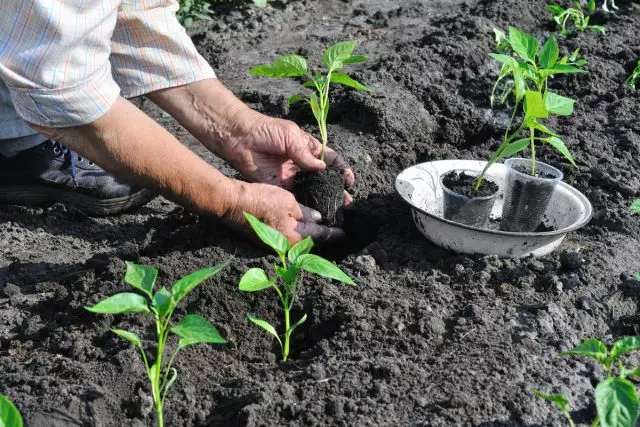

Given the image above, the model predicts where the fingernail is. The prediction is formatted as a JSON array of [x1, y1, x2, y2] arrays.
[[311, 209, 322, 221]]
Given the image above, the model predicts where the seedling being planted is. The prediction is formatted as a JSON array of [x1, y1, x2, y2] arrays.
[[548, 1, 606, 36], [626, 60, 640, 88], [249, 41, 371, 226], [238, 213, 355, 362], [0, 394, 23, 427], [535, 337, 640, 427], [86, 262, 228, 427]]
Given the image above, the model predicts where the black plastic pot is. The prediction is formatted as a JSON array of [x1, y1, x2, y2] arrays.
[[500, 158, 563, 232], [440, 170, 499, 228]]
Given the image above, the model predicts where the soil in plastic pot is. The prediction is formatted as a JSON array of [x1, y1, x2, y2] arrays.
[[441, 170, 498, 228], [294, 169, 345, 227], [500, 163, 560, 232]]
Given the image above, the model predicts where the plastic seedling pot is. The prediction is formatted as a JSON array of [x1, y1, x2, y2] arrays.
[[440, 170, 499, 228], [500, 158, 563, 233]]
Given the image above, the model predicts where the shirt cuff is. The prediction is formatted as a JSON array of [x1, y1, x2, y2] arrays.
[[7, 64, 121, 128]]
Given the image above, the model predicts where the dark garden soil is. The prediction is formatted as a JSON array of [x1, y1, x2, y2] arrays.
[[442, 171, 498, 197], [295, 169, 345, 226], [2, 0, 640, 426], [511, 164, 559, 180]]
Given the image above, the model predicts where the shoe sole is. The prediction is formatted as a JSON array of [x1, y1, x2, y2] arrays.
[[0, 186, 156, 216]]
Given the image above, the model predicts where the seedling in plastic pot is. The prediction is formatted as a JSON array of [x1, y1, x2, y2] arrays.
[[626, 60, 640, 88], [249, 41, 371, 226], [547, 1, 606, 36], [0, 394, 23, 427], [536, 337, 640, 427], [490, 28, 587, 108], [239, 212, 355, 362], [85, 262, 228, 427]]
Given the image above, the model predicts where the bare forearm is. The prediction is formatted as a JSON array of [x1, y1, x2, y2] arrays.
[[29, 97, 240, 217]]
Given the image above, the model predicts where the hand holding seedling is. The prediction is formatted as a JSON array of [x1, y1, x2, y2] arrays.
[[85, 262, 228, 427], [239, 213, 355, 362], [535, 337, 640, 427]]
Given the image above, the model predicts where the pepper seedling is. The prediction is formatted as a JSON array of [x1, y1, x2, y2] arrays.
[[490, 28, 587, 108], [239, 213, 355, 362], [0, 394, 23, 427], [85, 262, 228, 427], [249, 40, 371, 160], [535, 337, 640, 427], [548, 1, 606, 36], [626, 60, 640, 88]]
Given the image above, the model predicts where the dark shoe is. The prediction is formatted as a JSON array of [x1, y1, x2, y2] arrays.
[[0, 140, 155, 215]]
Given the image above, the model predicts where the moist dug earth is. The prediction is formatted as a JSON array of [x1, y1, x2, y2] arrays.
[[2, 0, 640, 426], [442, 171, 498, 197]]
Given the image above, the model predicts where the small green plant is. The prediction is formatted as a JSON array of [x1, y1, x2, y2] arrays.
[[177, 0, 214, 28], [548, 1, 606, 36], [490, 28, 586, 108], [630, 199, 640, 215], [85, 262, 228, 427], [0, 394, 23, 427], [250, 41, 371, 161], [536, 337, 640, 427], [238, 213, 355, 362], [626, 61, 640, 88]]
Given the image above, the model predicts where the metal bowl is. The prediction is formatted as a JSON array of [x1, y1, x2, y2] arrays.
[[394, 160, 593, 257]]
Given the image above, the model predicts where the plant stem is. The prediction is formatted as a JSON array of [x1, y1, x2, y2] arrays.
[[530, 126, 536, 176], [565, 412, 576, 427], [283, 308, 291, 362], [154, 318, 165, 427]]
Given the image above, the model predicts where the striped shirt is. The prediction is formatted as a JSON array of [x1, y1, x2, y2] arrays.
[[0, 0, 216, 128]]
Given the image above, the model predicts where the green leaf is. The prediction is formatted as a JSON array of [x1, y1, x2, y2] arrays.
[[329, 72, 372, 92], [172, 264, 225, 304], [149, 362, 159, 383], [489, 53, 517, 67], [309, 92, 323, 126], [552, 64, 586, 74], [630, 200, 640, 216], [285, 313, 307, 342], [303, 80, 319, 89], [342, 55, 368, 64], [610, 337, 640, 362], [85, 293, 150, 314], [590, 25, 606, 34], [596, 377, 639, 427], [288, 236, 314, 265], [238, 268, 273, 292], [111, 329, 143, 348], [543, 91, 574, 116], [124, 262, 157, 298], [508, 27, 538, 63], [296, 254, 355, 285], [152, 287, 173, 318], [0, 394, 23, 427], [533, 390, 571, 412], [524, 90, 549, 119], [249, 54, 308, 78], [541, 136, 576, 165], [498, 138, 530, 160], [587, 0, 597, 13], [288, 94, 305, 105], [560, 338, 608, 364], [323, 40, 356, 70], [539, 36, 559, 69], [531, 121, 558, 136], [171, 314, 227, 349], [275, 265, 299, 284], [243, 213, 290, 257], [252, 0, 267, 7], [247, 313, 282, 347], [493, 28, 509, 47], [547, 3, 565, 15]]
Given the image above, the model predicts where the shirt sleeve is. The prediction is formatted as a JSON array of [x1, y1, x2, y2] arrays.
[[110, 0, 216, 98], [0, 0, 121, 128]]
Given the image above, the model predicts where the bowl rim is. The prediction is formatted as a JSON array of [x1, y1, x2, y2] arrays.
[[394, 160, 594, 238]]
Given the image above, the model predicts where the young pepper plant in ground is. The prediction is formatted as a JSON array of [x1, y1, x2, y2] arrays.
[[249, 40, 371, 161], [0, 394, 23, 427], [626, 60, 640, 88], [239, 213, 355, 362], [535, 337, 640, 427], [85, 262, 227, 427], [548, 1, 606, 36]]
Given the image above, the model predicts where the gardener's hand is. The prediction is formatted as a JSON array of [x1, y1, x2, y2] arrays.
[[225, 181, 346, 243], [223, 113, 355, 203]]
